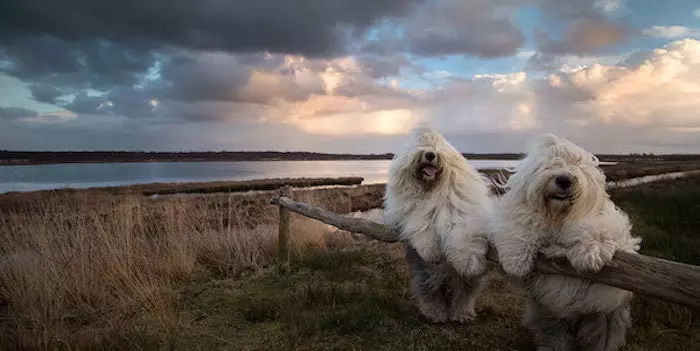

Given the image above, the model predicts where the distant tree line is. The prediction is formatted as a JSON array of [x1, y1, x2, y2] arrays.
[[0, 150, 698, 165]]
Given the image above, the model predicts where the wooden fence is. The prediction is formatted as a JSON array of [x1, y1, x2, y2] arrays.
[[270, 185, 700, 309]]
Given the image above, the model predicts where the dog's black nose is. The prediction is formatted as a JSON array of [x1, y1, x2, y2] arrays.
[[424, 152, 436, 161], [555, 175, 572, 189]]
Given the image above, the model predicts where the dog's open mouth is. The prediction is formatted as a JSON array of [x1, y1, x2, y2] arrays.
[[421, 165, 438, 181], [548, 193, 572, 201]]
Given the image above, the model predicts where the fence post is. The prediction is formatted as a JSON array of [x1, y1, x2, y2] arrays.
[[278, 186, 293, 273]]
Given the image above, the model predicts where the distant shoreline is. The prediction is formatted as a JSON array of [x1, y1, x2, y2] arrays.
[[0, 158, 400, 166], [2, 150, 697, 166], [0, 151, 517, 166]]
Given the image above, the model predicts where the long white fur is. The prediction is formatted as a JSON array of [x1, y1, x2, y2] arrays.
[[490, 133, 642, 350], [385, 124, 494, 275], [384, 124, 494, 322]]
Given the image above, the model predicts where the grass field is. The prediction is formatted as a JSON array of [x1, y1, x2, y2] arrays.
[[1, 169, 699, 350], [166, 175, 700, 351]]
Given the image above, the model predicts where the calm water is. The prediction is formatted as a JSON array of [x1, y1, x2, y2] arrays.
[[0, 160, 520, 194]]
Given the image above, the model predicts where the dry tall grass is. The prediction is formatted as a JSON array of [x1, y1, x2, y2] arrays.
[[0, 190, 356, 349]]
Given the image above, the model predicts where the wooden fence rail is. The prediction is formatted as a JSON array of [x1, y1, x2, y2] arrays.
[[271, 194, 700, 309]]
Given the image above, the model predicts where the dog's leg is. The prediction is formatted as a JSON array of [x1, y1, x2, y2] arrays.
[[448, 273, 485, 323], [523, 300, 576, 351], [410, 268, 450, 323], [405, 244, 449, 323], [576, 299, 632, 351]]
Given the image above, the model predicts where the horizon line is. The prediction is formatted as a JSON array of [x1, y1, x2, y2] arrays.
[[1, 150, 695, 156]]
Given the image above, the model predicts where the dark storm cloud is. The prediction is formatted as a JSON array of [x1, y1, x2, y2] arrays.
[[0, 0, 421, 58], [99, 85, 263, 123], [61, 92, 107, 114], [404, 1, 525, 58], [0, 37, 83, 80], [103, 87, 158, 119], [29, 83, 64, 104], [155, 53, 253, 103], [0, 106, 38, 119], [0, 0, 425, 119], [362, 0, 526, 58], [156, 52, 329, 105], [0, 36, 155, 89]]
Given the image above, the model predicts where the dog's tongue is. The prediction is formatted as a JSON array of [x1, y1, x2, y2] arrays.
[[423, 166, 437, 177]]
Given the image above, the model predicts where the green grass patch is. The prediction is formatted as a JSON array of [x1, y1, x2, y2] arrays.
[[611, 176, 700, 265], [608, 176, 700, 348], [175, 247, 528, 350]]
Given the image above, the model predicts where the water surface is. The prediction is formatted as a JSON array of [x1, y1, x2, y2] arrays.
[[0, 160, 520, 193]]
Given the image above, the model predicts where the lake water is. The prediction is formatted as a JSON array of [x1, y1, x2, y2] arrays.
[[0, 160, 520, 194]]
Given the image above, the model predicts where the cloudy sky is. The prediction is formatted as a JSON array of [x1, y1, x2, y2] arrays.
[[1, 0, 700, 154]]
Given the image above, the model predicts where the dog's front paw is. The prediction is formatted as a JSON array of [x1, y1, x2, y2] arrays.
[[417, 305, 449, 323], [567, 242, 615, 273], [457, 255, 488, 277], [450, 307, 477, 324], [417, 245, 441, 264], [498, 254, 534, 278], [419, 249, 443, 266]]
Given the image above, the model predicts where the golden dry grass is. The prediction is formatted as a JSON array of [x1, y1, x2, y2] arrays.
[[0, 190, 359, 349]]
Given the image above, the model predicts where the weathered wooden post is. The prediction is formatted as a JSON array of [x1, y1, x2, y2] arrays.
[[278, 186, 293, 273]]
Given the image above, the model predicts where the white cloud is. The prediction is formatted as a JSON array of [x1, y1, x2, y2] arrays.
[[474, 72, 527, 92], [415, 39, 700, 152], [594, 0, 625, 14], [516, 49, 536, 59], [641, 25, 699, 39], [694, 9, 700, 18], [543, 39, 700, 130]]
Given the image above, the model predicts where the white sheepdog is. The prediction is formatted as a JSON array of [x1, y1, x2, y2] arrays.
[[490, 133, 642, 351], [384, 125, 494, 323]]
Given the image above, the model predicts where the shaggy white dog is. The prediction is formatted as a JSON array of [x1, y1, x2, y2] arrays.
[[384, 125, 493, 323], [490, 133, 642, 351]]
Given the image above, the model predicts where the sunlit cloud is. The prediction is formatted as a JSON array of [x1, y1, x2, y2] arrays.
[[292, 108, 419, 135]]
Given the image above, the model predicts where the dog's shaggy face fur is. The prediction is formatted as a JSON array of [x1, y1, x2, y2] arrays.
[[384, 125, 493, 323], [504, 133, 607, 227], [386, 125, 452, 193], [490, 133, 642, 351]]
